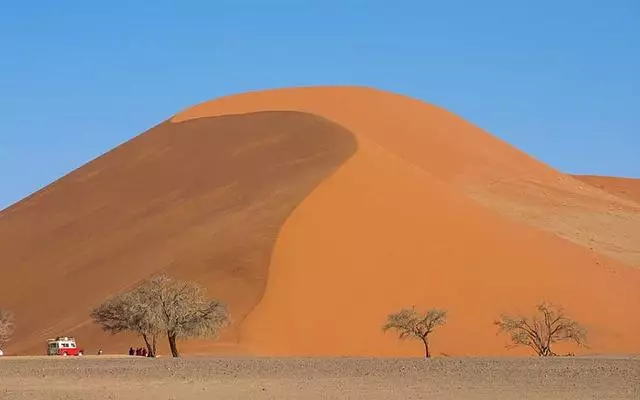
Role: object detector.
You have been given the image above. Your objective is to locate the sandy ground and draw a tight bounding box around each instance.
[1,356,639,400]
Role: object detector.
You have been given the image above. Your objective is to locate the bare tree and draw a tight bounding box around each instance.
[91,274,230,358]
[0,309,14,350]
[495,302,587,356]
[91,285,162,357]
[382,306,447,358]
[146,275,230,357]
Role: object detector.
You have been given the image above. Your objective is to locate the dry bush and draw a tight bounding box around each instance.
[91,274,229,357]
[0,309,14,349]
[383,306,447,358]
[0,309,14,348]
[495,302,587,356]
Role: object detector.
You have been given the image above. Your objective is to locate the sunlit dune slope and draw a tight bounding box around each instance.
[238,136,640,356]
[0,111,356,355]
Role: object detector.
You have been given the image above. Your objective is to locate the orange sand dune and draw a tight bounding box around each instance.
[174,87,640,268]
[0,111,356,355]
[239,136,640,356]
[176,87,640,356]
[1,86,639,357]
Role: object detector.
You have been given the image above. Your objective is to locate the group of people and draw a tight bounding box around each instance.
[128,346,149,357]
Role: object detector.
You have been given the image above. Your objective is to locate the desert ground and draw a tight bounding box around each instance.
[1,356,639,400]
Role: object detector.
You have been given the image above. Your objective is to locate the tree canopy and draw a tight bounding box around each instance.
[91,274,229,357]
[495,302,587,356]
[91,283,163,356]
[383,306,447,358]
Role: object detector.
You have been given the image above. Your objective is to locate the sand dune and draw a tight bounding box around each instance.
[1,86,638,357]
[0,111,356,355]
[174,87,640,268]
[238,136,640,356]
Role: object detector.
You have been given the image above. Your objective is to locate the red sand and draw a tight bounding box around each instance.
[1,86,639,357]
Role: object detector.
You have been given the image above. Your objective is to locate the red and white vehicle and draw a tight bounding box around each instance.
[46,336,84,356]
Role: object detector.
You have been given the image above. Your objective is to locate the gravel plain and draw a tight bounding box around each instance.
[1,355,639,399]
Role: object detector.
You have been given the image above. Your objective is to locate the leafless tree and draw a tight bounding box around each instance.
[91,284,163,357]
[0,309,14,350]
[91,274,229,358]
[382,306,447,358]
[146,275,230,357]
[495,302,587,356]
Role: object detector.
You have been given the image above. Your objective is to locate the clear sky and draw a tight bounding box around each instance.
[1,1,638,210]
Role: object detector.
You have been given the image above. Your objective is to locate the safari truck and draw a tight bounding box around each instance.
[47,336,84,356]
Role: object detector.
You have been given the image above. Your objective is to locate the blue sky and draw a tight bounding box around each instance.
[1,0,638,209]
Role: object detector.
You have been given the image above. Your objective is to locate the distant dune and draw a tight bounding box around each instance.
[572,175,640,204]
[1,86,638,357]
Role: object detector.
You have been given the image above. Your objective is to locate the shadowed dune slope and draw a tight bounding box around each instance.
[572,175,640,204]
[173,86,640,356]
[0,111,357,355]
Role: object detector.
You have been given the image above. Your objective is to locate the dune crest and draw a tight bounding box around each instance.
[174,86,640,268]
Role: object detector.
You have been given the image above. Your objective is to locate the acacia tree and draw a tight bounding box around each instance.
[495,302,587,356]
[91,284,162,357]
[0,309,14,350]
[91,274,230,358]
[382,306,447,358]
[146,275,230,357]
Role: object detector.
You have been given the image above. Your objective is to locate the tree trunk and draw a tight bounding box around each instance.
[151,335,157,357]
[141,333,153,357]
[168,331,180,357]
[421,337,431,359]
[539,345,553,357]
